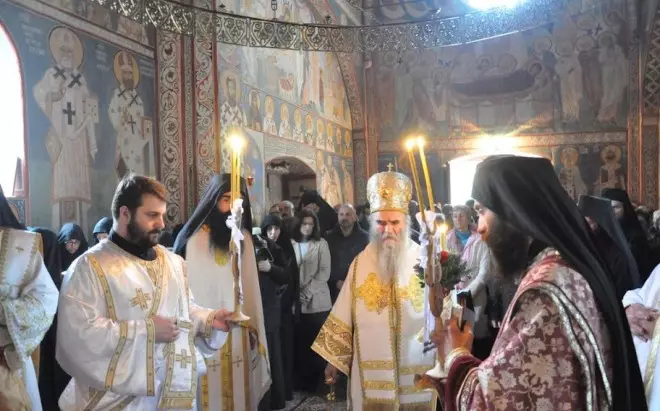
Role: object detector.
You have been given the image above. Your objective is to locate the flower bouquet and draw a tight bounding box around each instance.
[415,250,468,292]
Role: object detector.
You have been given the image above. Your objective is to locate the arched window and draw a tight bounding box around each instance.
[0,25,25,197]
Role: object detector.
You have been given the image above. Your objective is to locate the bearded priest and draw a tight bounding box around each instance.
[57,175,233,410]
[173,174,270,411]
[313,171,436,410]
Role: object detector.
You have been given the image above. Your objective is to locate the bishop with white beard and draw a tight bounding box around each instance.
[313,171,436,410]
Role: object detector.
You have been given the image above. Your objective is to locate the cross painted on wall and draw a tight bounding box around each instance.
[63,102,76,125]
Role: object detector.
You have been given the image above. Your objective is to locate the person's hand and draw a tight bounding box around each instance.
[152,315,180,342]
[626,304,659,341]
[336,280,344,290]
[212,309,233,332]
[430,311,473,366]
[324,363,339,385]
[257,260,272,272]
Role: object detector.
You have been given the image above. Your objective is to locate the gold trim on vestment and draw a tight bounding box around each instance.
[242,327,250,411]
[104,321,129,390]
[83,390,105,411]
[145,318,155,396]
[311,313,353,375]
[645,319,660,402]
[158,320,197,409]
[204,310,215,339]
[363,399,435,410]
[222,329,234,411]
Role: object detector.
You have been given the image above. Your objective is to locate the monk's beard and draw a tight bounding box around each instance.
[370,219,410,281]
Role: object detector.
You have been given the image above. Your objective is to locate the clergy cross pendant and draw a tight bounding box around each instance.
[175,349,193,369]
[130,288,152,310]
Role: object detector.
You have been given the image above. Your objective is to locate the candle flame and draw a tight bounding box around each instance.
[405,139,416,151]
[229,133,245,152]
[439,223,448,234]
[416,136,425,147]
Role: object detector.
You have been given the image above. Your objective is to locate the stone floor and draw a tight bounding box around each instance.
[282,392,346,410]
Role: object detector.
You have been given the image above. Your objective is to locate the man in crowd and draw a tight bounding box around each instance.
[432,155,645,411]
[57,174,233,410]
[174,174,270,411]
[0,185,58,411]
[622,263,660,408]
[445,205,493,359]
[324,204,369,302]
[314,171,436,409]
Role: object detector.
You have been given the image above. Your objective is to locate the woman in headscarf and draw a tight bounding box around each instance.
[57,223,88,271]
[261,214,299,402]
[91,217,113,244]
[28,227,70,410]
[579,195,641,297]
[297,189,337,234]
[602,188,654,282]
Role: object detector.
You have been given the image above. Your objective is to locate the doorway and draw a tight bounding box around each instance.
[449,152,541,205]
[265,157,316,209]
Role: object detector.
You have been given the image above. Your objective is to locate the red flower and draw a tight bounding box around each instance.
[440,250,450,264]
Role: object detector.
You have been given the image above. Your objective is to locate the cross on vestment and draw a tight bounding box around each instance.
[63,102,76,125]
[206,358,221,372]
[232,357,244,369]
[15,246,24,253]
[128,93,139,108]
[175,349,193,369]
[53,67,66,79]
[127,115,136,134]
[130,288,152,310]
[119,88,128,98]
[387,163,394,172]
[68,73,82,88]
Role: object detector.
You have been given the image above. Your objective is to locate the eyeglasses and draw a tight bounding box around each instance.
[66,240,80,247]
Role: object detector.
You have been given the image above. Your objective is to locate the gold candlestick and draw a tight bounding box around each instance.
[227,131,249,323]
[406,140,426,226]
[416,137,435,210]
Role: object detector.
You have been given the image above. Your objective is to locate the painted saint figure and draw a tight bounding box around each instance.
[263,96,277,135]
[33,26,98,233]
[292,108,304,142]
[279,104,291,139]
[109,50,151,178]
[558,147,587,200]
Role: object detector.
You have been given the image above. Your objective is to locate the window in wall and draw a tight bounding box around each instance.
[0,25,25,197]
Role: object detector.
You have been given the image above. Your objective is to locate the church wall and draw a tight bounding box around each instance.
[191,0,355,224]
[0,0,157,234]
[364,0,652,205]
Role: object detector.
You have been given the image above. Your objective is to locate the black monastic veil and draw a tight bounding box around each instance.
[173,173,253,257]
[0,184,24,229]
[471,155,646,411]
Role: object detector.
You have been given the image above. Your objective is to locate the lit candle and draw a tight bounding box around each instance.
[406,139,426,226]
[229,132,245,203]
[439,223,448,251]
[416,137,435,210]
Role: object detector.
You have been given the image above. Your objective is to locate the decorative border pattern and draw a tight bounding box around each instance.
[183,36,195,216]
[643,3,660,110]
[336,52,362,128]
[11,0,154,57]
[642,125,659,206]
[629,40,641,203]
[353,138,367,205]
[83,0,567,52]
[193,0,216,202]
[157,32,185,225]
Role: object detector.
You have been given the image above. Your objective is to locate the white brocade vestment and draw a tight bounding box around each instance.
[622,264,660,409]
[0,228,59,411]
[312,242,436,410]
[184,227,271,411]
[56,240,227,410]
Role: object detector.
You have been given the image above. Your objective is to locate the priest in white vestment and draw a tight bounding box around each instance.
[57,175,232,410]
[623,263,660,409]
[0,186,59,411]
[173,174,270,411]
[313,171,436,410]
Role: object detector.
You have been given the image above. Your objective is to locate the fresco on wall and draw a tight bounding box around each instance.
[0,1,156,233]
[374,0,629,141]
[377,141,627,203]
[243,129,265,224]
[316,150,354,206]
[216,0,353,218]
[30,0,155,47]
